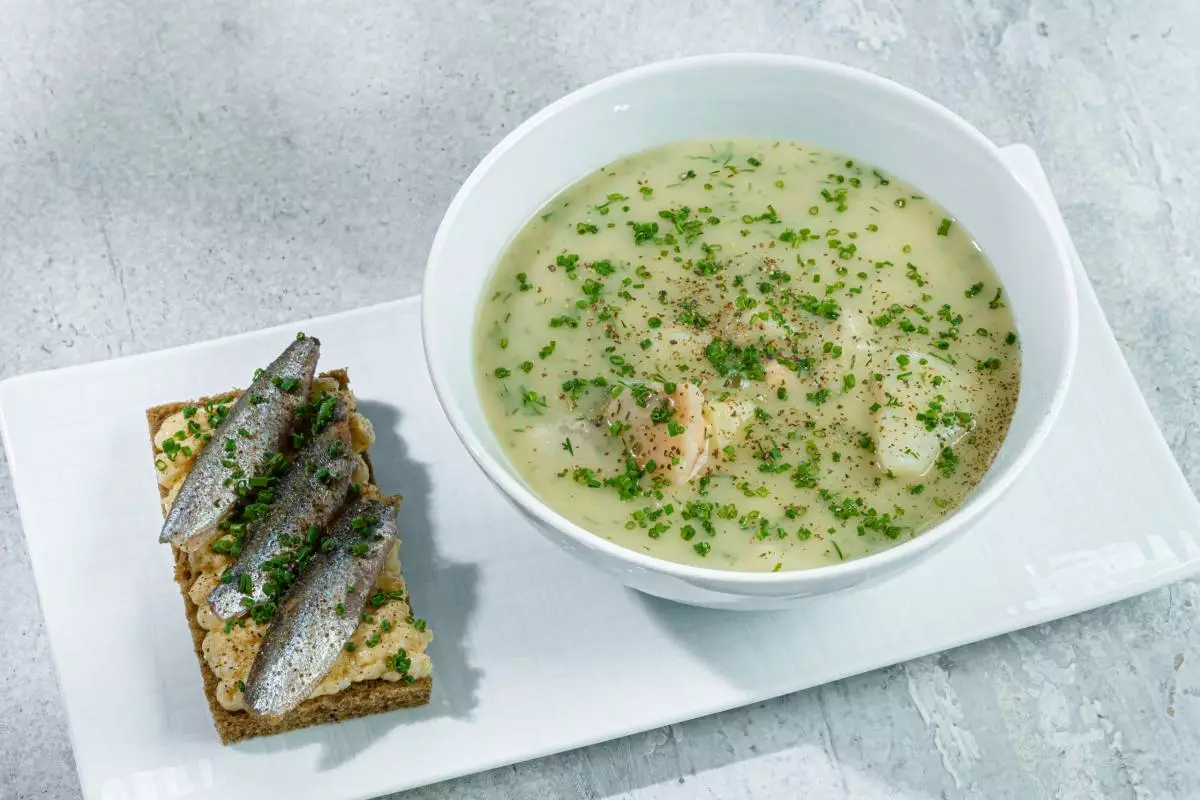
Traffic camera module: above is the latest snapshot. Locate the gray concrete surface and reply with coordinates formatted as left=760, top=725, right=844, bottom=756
left=2, top=1, right=1198, bottom=798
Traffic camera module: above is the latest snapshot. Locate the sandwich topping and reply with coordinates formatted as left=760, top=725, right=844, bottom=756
left=158, top=336, right=320, bottom=552
left=155, top=371, right=433, bottom=713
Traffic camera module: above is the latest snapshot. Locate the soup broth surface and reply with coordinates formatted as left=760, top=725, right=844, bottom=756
left=475, top=140, right=1020, bottom=571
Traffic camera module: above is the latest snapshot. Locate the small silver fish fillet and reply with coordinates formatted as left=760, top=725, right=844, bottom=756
left=243, top=498, right=399, bottom=717
left=159, top=336, right=320, bottom=551
left=207, top=399, right=354, bottom=619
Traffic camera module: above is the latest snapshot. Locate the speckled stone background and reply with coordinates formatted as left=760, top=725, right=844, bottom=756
left=2, top=1, right=1198, bottom=798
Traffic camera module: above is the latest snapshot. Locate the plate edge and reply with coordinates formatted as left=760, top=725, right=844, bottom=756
left=0, top=296, right=422, bottom=395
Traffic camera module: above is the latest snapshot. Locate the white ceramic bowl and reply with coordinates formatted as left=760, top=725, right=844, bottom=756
left=422, top=54, right=1078, bottom=610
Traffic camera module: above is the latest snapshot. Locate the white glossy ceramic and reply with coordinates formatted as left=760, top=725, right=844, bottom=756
left=423, top=54, right=1079, bottom=609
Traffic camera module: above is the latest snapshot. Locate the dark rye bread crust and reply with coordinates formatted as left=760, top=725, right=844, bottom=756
left=147, top=369, right=431, bottom=745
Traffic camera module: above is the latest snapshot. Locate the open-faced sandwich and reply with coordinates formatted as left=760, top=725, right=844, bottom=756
left=148, top=334, right=432, bottom=743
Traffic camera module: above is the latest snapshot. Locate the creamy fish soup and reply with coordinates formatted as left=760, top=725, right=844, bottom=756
left=475, top=140, right=1020, bottom=572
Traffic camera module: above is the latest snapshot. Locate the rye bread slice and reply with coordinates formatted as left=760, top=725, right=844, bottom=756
left=147, top=369, right=431, bottom=745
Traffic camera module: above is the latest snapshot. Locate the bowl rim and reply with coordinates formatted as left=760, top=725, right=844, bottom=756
left=422, top=52, right=1080, bottom=586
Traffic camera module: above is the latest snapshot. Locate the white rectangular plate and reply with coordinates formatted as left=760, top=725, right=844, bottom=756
left=3, top=146, right=1199, bottom=800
